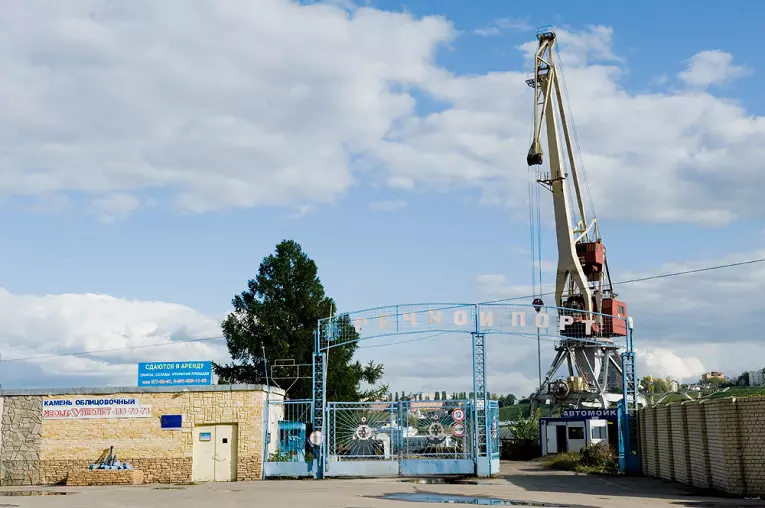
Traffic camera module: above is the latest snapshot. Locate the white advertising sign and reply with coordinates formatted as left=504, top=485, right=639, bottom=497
left=42, top=398, right=152, bottom=419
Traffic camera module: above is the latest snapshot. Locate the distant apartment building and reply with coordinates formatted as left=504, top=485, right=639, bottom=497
left=702, top=371, right=725, bottom=382
left=669, top=380, right=679, bottom=392
left=749, top=369, right=765, bottom=387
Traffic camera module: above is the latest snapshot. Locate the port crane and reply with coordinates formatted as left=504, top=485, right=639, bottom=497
left=525, top=27, right=629, bottom=412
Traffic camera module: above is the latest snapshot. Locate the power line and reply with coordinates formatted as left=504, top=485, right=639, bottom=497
left=481, top=256, right=765, bottom=305
left=2, top=256, right=763, bottom=364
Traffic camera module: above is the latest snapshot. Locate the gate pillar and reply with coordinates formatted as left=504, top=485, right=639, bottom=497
left=312, top=351, right=327, bottom=479
left=472, top=331, right=491, bottom=477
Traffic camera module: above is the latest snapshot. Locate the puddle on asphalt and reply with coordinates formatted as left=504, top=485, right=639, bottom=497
left=378, top=493, right=571, bottom=506
left=153, top=486, right=186, bottom=490
left=398, top=478, right=493, bottom=485
left=0, top=491, right=74, bottom=496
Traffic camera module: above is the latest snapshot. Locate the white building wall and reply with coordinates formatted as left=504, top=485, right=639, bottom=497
left=749, top=369, right=765, bottom=387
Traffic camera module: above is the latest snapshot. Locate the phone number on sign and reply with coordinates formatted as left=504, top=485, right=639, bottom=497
left=43, top=406, right=152, bottom=419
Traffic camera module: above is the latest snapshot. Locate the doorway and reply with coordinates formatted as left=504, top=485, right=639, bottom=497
left=192, top=424, right=238, bottom=482
left=555, top=424, right=567, bottom=454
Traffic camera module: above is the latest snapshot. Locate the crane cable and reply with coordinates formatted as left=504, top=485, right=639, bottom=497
left=527, top=49, right=544, bottom=298
left=527, top=92, right=540, bottom=298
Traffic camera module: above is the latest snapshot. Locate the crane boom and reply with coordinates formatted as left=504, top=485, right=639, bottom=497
left=525, top=27, right=630, bottom=412
left=527, top=29, right=595, bottom=317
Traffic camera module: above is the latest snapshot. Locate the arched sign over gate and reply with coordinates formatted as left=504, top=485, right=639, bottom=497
left=260, top=302, right=636, bottom=479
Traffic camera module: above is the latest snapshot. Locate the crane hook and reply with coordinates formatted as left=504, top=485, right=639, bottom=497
left=527, top=140, right=543, bottom=166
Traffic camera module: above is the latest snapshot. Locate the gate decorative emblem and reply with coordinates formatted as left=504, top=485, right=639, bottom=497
left=354, top=417, right=373, bottom=441
left=427, top=421, right=446, bottom=444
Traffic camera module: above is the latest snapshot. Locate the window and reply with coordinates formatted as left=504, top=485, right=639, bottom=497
left=591, top=425, right=607, bottom=440
left=568, top=425, right=584, bottom=440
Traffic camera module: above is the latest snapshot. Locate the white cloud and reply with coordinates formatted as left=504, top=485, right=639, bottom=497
left=474, top=27, right=500, bottom=37
left=369, top=198, right=407, bottom=211
left=678, top=50, right=752, bottom=88
left=370, top=26, right=765, bottom=226
left=635, top=348, right=706, bottom=382
left=473, top=16, right=531, bottom=37
left=0, top=287, right=227, bottom=388
left=532, top=259, right=556, bottom=273
left=90, top=193, right=141, bottom=222
left=0, top=0, right=453, bottom=217
left=0, top=8, right=761, bottom=225
left=353, top=332, right=542, bottom=398
left=517, top=25, right=621, bottom=67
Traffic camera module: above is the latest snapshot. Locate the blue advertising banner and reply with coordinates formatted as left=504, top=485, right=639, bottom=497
left=138, top=361, right=213, bottom=387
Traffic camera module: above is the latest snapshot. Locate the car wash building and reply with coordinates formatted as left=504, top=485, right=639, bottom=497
left=539, top=408, right=619, bottom=455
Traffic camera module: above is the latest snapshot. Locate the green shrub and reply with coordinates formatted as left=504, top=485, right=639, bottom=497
left=546, top=452, right=581, bottom=471
left=544, top=443, right=619, bottom=475
left=580, top=442, right=616, bottom=468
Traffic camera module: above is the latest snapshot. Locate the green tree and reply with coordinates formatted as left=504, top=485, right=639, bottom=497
left=442, top=391, right=447, bottom=401
left=394, top=392, right=399, bottom=402
left=641, top=376, right=656, bottom=394
left=653, top=378, right=668, bottom=393
left=509, top=408, right=540, bottom=443
left=434, top=391, right=441, bottom=401
left=213, top=239, right=386, bottom=401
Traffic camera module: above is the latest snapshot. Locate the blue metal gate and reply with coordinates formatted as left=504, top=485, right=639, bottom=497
left=324, top=401, right=399, bottom=477
left=399, top=399, right=475, bottom=476
left=323, top=399, right=478, bottom=477
left=489, top=400, right=500, bottom=473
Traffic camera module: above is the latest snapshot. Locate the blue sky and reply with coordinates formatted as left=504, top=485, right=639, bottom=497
left=0, top=0, right=764, bottom=395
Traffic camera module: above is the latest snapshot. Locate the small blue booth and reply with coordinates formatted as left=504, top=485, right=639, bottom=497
left=278, top=421, right=307, bottom=462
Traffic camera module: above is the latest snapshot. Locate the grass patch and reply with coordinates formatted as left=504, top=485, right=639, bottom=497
left=499, top=404, right=552, bottom=420
left=544, top=443, right=619, bottom=475
left=703, top=387, right=765, bottom=399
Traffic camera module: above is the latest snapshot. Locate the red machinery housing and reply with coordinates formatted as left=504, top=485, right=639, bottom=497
left=576, top=241, right=605, bottom=281
left=602, top=298, right=627, bottom=337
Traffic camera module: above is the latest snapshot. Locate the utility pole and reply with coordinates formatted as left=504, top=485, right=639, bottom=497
left=537, top=326, right=542, bottom=389
left=533, top=298, right=544, bottom=391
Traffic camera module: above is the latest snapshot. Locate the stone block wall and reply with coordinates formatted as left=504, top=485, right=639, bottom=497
left=656, top=405, right=674, bottom=481
left=669, top=403, right=690, bottom=485
left=638, top=396, right=765, bottom=498
left=39, top=390, right=269, bottom=484
left=684, top=402, right=711, bottom=489
left=0, top=385, right=280, bottom=486
left=641, top=406, right=658, bottom=477
left=0, top=396, right=42, bottom=485
left=736, top=397, right=765, bottom=495
left=705, top=398, right=744, bottom=495
left=66, top=469, right=145, bottom=486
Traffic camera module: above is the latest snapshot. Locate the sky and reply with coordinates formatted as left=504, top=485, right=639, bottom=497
left=1, top=0, right=764, bottom=397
